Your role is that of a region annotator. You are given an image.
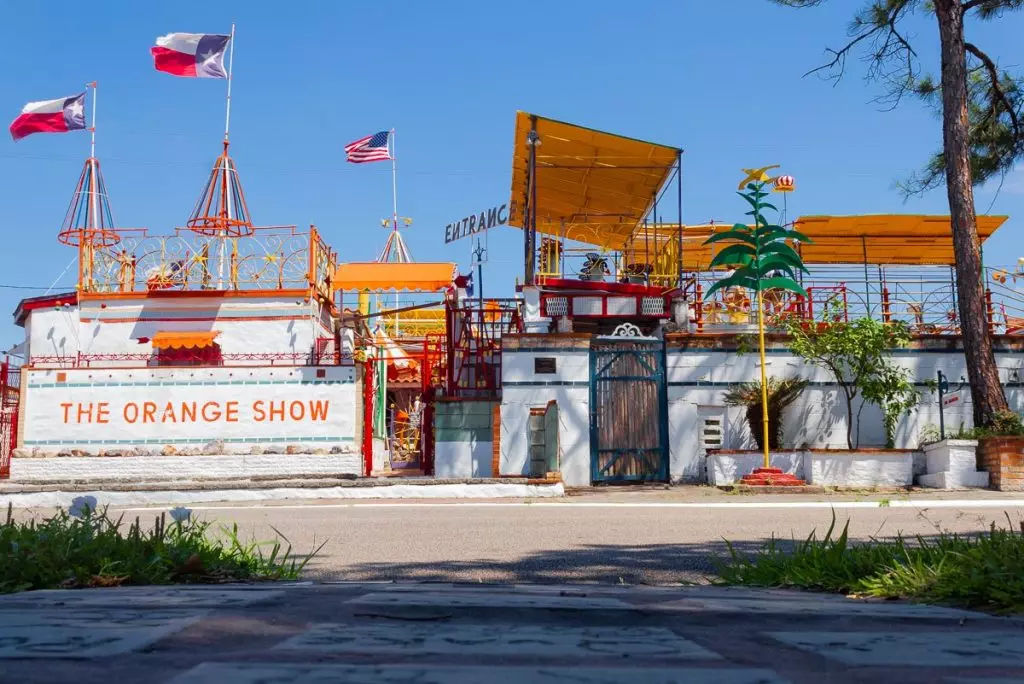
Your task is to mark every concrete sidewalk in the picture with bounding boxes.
[0,581,1021,683]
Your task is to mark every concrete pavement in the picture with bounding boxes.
[93,491,1024,585]
[0,581,1022,684]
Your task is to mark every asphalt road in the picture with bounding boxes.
[106,493,1024,585]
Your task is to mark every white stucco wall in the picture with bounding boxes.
[73,297,320,362]
[18,365,356,451]
[25,304,81,362]
[668,345,1024,482]
[500,346,591,486]
[434,441,493,478]
[501,337,1024,486]
[10,452,360,482]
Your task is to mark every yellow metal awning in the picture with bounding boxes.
[333,262,457,292]
[509,112,680,251]
[626,215,1010,269]
[151,331,220,350]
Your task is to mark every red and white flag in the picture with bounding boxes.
[9,92,86,142]
[151,32,230,78]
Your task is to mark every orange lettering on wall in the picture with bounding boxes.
[289,401,305,421]
[252,400,266,422]
[161,402,178,423]
[225,401,239,423]
[123,403,139,424]
[181,402,197,422]
[268,401,286,422]
[76,403,95,423]
[201,402,222,422]
[142,402,157,423]
[96,403,110,424]
[309,400,330,421]
[60,403,73,424]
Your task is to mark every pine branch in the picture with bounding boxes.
[965,42,1022,139]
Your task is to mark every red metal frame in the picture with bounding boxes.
[362,359,375,476]
[1,359,21,480]
[446,299,522,398]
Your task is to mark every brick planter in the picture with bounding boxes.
[978,437,1024,491]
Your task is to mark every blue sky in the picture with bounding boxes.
[1,1,1021,346]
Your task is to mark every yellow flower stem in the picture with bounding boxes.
[757,288,771,470]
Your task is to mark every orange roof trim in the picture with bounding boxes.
[151,331,220,350]
[333,262,457,292]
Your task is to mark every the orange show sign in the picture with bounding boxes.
[58,400,331,425]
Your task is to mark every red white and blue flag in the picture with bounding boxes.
[9,92,86,142]
[151,32,230,78]
[345,131,392,163]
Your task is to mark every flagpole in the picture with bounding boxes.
[87,82,99,232]
[390,128,399,335]
[224,23,236,145]
[218,23,236,290]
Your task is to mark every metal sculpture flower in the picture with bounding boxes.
[703,173,811,469]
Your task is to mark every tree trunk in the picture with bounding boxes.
[844,391,854,450]
[934,0,1009,427]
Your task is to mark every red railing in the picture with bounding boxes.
[446,299,522,398]
[1,359,21,479]
[27,347,352,369]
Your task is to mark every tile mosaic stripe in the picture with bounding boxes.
[22,436,355,446]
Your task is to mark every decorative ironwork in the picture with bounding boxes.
[85,226,319,293]
[610,322,643,338]
[0,359,21,479]
[58,158,121,248]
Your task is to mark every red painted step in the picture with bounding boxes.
[740,467,806,486]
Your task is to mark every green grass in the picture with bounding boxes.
[0,500,323,594]
[715,513,1024,613]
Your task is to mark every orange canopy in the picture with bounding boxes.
[151,331,220,350]
[333,262,457,292]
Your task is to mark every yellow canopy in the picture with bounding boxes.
[151,331,219,350]
[509,111,680,251]
[333,262,457,291]
[625,215,1009,269]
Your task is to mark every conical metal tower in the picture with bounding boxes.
[377,217,413,263]
[186,141,253,237]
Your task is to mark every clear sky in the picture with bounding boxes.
[1,1,1021,348]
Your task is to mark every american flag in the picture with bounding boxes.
[344,130,391,163]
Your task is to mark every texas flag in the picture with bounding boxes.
[9,92,86,142]
[151,32,230,78]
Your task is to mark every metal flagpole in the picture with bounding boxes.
[390,129,400,334]
[224,23,236,144]
[87,82,99,231]
[218,23,236,289]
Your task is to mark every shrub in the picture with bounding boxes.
[723,377,807,450]
[0,499,322,593]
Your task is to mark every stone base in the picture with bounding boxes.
[740,468,807,486]
[917,470,990,489]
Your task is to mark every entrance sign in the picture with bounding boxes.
[444,203,510,244]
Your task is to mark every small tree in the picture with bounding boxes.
[783,304,918,448]
[724,377,809,451]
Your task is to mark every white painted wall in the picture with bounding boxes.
[72,297,319,363]
[19,365,356,451]
[500,348,591,486]
[11,453,361,482]
[668,347,1024,482]
[502,341,1024,485]
[25,305,81,362]
[434,441,493,478]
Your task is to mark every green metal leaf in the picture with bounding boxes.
[709,243,756,269]
[755,256,798,279]
[760,276,808,298]
[759,245,809,273]
[788,230,812,243]
[704,230,756,246]
[704,271,758,300]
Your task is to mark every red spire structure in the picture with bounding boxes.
[377,217,414,263]
[185,141,253,237]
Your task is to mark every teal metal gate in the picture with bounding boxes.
[589,339,669,483]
